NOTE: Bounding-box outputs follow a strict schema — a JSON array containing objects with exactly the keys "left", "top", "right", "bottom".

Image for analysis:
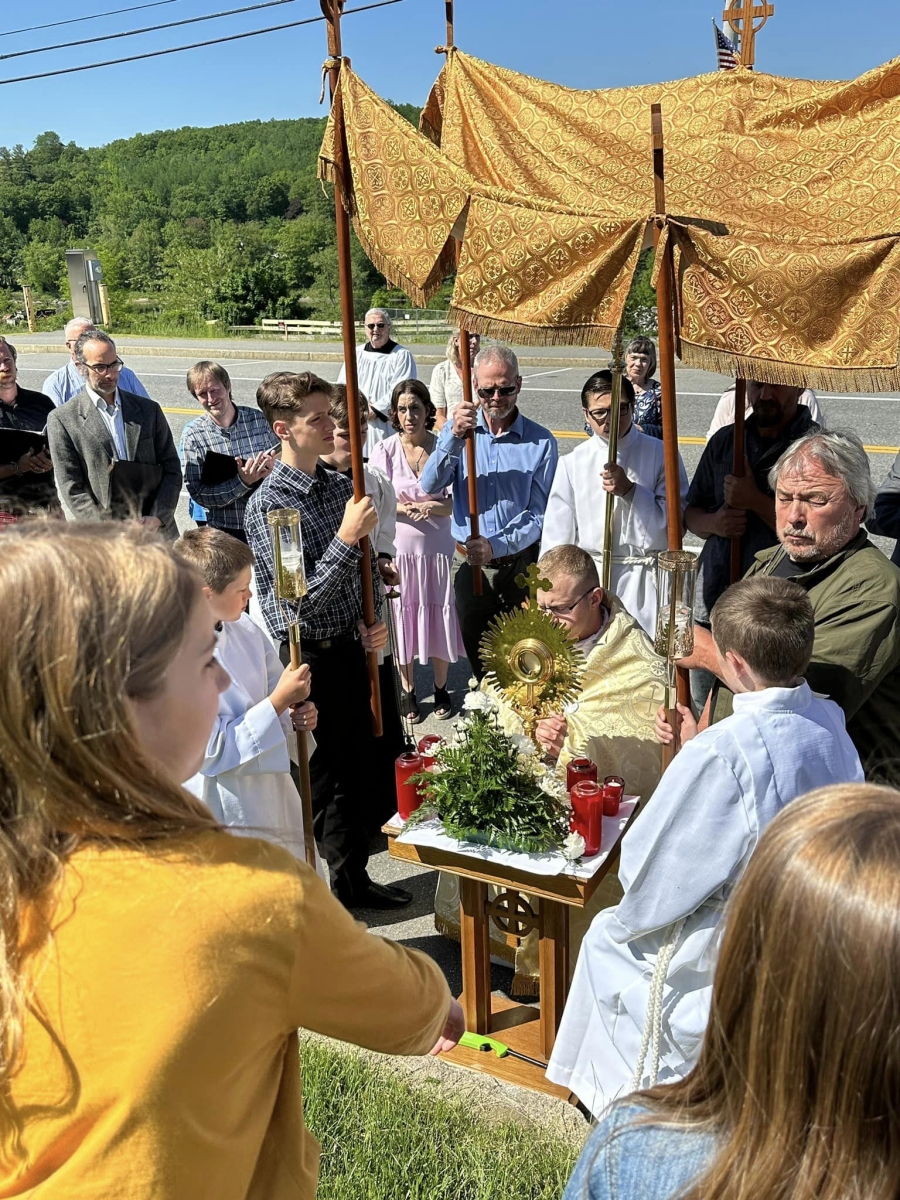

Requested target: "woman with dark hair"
[
  {"left": 563, "top": 782, "right": 900, "bottom": 1200},
  {"left": 541, "top": 369, "right": 687, "bottom": 635},
  {"left": 0, "top": 522, "right": 460, "bottom": 1198},
  {"left": 370, "top": 379, "right": 464, "bottom": 721},
  {"left": 624, "top": 335, "right": 662, "bottom": 438}
]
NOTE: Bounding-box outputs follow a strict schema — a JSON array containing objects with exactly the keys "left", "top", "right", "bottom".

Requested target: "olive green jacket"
[{"left": 712, "top": 532, "right": 900, "bottom": 782}]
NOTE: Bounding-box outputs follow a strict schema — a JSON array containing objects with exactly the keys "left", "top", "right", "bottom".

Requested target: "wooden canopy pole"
[
  {"left": 443, "top": 4, "right": 482, "bottom": 595},
  {"left": 730, "top": 378, "right": 746, "bottom": 583},
  {"left": 322, "top": 0, "right": 383, "bottom": 736},
  {"left": 651, "top": 103, "right": 690, "bottom": 765},
  {"left": 457, "top": 322, "right": 483, "bottom": 595}
]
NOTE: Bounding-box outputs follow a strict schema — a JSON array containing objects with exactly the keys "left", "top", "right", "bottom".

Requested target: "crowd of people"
[{"left": 3, "top": 305, "right": 900, "bottom": 1197}]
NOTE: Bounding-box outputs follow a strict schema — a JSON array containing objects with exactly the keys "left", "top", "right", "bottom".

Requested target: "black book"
[
  {"left": 109, "top": 461, "right": 163, "bottom": 518},
  {"left": 0, "top": 427, "right": 49, "bottom": 462},
  {"left": 199, "top": 451, "right": 239, "bottom": 485}
]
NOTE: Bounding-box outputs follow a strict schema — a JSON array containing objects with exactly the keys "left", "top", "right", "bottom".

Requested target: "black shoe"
[
  {"left": 401, "top": 689, "right": 421, "bottom": 724},
  {"left": 348, "top": 881, "right": 414, "bottom": 910},
  {"left": 433, "top": 685, "right": 452, "bottom": 720}
]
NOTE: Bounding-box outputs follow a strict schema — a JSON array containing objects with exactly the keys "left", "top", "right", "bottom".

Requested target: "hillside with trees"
[
  {"left": 0, "top": 107, "right": 654, "bottom": 338},
  {"left": 0, "top": 106, "right": 438, "bottom": 334}
]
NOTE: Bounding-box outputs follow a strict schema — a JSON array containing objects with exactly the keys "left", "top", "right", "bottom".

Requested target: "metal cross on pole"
[{"left": 721, "top": 0, "right": 774, "bottom": 67}]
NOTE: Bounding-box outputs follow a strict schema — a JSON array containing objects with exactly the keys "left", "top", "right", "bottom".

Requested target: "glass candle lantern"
[
  {"left": 566, "top": 757, "right": 598, "bottom": 793},
  {"left": 570, "top": 780, "right": 604, "bottom": 857},
  {"left": 654, "top": 550, "right": 698, "bottom": 660},
  {"left": 266, "top": 508, "right": 308, "bottom": 602},
  {"left": 602, "top": 775, "right": 625, "bottom": 816},
  {"left": 417, "top": 735, "right": 442, "bottom": 767},
  {"left": 395, "top": 752, "right": 424, "bottom": 820}
]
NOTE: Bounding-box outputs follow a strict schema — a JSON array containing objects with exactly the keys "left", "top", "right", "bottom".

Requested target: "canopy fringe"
[
  {"left": 678, "top": 340, "right": 900, "bottom": 393},
  {"left": 449, "top": 307, "right": 616, "bottom": 350}
]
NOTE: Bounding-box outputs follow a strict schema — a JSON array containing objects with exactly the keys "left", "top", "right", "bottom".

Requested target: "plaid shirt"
[
  {"left": 182, "top": 406, "right": 278, "bottom": 531},
  {"left": 244, "top": 458, "right": 382, "bottom": 641}
]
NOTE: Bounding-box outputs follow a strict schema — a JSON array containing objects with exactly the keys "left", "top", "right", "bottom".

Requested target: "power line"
[
  {"left": 2, "top": 1, "right": 178, "bottom": 39},
  {"left": 1, "top": 0, "right": 302, "bottom": 62},
  {"left": 0, "top": 0, "right": 402, "bottom": 86}
]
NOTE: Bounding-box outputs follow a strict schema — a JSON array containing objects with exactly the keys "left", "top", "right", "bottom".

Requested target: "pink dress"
[{"left": 369, "top": 434, "right": 464, "bottom": 666}]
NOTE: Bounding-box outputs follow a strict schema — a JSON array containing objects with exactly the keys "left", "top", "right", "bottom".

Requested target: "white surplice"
[
  {"left": 337, "top": 343, "right": 418, "bottom": 457},
  {"left": 539, "top": 424, "right": 688, "bottom": 635},
  {"left": 546, "top": 683, "right": 863, "bottom": 1116},
  {"left": 185, "top": 612, "right": 324, "bottom": 876}
]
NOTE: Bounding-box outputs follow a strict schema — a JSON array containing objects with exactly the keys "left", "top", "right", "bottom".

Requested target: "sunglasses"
[
  {"left": 366, "top": 322, "right": 387, "bottom": 330},
  {"left": 476, "top": 385, "right": 518, "bottom": 399}
]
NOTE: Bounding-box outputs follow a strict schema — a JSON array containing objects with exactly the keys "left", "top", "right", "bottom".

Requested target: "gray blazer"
[{"left": 47, "top": 388, "right": 182, "bottom": 538}]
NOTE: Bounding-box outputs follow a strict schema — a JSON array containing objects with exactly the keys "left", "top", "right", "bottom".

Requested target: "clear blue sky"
[{"left": 2, "top": 0, "right": 897, "bottom": 149}]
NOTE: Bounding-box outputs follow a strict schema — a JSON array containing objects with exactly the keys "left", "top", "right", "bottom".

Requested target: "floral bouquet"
[{"left": 407, "top": 683, "right": 586, "bottom": 861}]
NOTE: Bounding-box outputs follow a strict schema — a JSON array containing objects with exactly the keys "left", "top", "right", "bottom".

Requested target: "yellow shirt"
[{"left": 3, "top": 832, "right": 451, "bottom": 1198}]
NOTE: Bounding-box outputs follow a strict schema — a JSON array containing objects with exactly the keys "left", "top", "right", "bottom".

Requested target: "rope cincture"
[{"left": 631, "top": 915, "right": 688, "bottom": 1092}]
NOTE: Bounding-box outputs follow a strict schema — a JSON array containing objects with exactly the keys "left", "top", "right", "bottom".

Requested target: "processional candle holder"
[
  {"left": 654, "top": 549, "right": 698, "bottom": 741},
  {"left": 266, "top": 508, "right": 316, "bottom": 869}
]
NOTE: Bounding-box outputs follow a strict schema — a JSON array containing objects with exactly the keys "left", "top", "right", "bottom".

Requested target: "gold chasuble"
[{"left": 434, "top": 599, "right": 667, "bottom": 993}]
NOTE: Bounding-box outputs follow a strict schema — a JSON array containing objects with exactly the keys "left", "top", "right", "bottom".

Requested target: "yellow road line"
[
  {"left": 160, "top": 410, "right": 900, "bottom": 456},
  {"left": 550, "top": 428, "right": 898, "bottom": 454}
]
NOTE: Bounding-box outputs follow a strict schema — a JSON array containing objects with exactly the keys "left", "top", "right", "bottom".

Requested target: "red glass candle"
[
  {"left": 395, "top": 752, "right": 424, "bottom": 819},
  {"left": 570, "top": 780, "right": 604, "bottom": 857},
  {"left": 417, "top": 734, "right": 442, "bottom": 766},
  {"left": 566, "top": 757, "right": 598, "bottom": 793},
  {"left": 603, "top": 775, "right": 625, "bottom": 817}
]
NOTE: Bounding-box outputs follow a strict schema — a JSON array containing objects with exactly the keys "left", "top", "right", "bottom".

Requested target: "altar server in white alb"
[
  {"left": 546, "top": 576, "right": 863, "bottom": 1117},
  {"left": 175, "top": 529, "right": 325, "bottom": 874},
  {"left": 337, "top": 307, "right": 417, "bottom": 457},
  {"left": 540, "top": 370, "right": 688, "bottom": 635}
]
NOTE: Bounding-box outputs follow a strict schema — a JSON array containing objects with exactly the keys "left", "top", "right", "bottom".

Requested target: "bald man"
[{"left": 42, "top": 317, "right": 150, "bottom": 407}]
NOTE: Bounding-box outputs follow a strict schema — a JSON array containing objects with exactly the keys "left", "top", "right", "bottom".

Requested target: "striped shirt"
[
  {"left": 182, "top": 406, "right": 279, "bottom": 532},
  {"left": 244, "top": 458, "right": 382, "bottom": 642}
]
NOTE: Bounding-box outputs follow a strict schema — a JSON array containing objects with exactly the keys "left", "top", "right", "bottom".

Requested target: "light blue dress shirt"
[
  {"left": 88, "top": 385, "right": 129, "bottom": 460},
  {"left": 42, "top": 359, "right": 150, "bottom": 407},
  {"left": 420, "top": 408, "right": 558, "bottom": 558}
]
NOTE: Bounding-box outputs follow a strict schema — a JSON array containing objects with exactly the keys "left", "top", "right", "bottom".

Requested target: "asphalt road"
[
  {"left": 18, "top": 345, "right": 900, "bottom": 994},
  {"left": 17, "top": 348, "right": 900, "bottom": 537}
]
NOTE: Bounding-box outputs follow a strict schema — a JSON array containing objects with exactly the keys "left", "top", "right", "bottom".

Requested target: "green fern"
[{"left": 408, "top": 712, "right": 570, "bottom": 854}]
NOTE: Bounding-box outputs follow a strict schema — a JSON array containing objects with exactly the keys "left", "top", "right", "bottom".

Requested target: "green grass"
[{"left": 302, "top": 1040, "right": 579, "bottom": 1200}]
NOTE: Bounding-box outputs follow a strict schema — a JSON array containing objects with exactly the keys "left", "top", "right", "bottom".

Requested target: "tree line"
[{"left": 0, "top": 110, "right": 654, "bottom": 337}]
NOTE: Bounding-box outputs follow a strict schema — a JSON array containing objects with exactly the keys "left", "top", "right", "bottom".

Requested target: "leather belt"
[{"left": 285, "top": 629, "right": 356, "bottom": 651}]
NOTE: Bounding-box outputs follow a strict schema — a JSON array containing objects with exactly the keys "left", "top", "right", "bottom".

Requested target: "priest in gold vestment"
[{"left": 434, "top": 544, "right": 667, "bottom": 993}]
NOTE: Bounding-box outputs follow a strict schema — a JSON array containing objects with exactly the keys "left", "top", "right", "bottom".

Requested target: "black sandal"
[
  {"left": 402, "top": 690, "right": 421, "bottom": 724},
  {"left": 433, "top": 685, "right": 452, "bottom": 720}
]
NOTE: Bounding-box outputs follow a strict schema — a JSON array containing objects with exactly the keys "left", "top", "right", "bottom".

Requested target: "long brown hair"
[
  {"left": 0, "top": 522, "right": 219, "bottom": 1092},
  {"left": 636, "top": 783, "right": 900, "bottom": 1200}
]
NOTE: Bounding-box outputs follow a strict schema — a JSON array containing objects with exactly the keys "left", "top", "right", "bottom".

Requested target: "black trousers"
[
  {"left": 279, "top": 636, "right": 376, "bottom": 901},
  {"left": 453, "top": 543, "right": 539, "bottom": 678}
]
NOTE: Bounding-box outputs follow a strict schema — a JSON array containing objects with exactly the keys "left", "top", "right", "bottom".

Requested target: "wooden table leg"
[
  {"left": 459, "top": 877, "right": 491, "bottom": 1035},
  {"left": 538, "top": 899, "right": 570, "bottom": 1061}
]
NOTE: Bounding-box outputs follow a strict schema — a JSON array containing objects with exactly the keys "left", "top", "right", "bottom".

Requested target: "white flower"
[
  {"left": 563, "top": 831, "right": 586, "bottom": 861},
  {"left": 511, "top": 733, "right": 537, "bottom": 758},
  {"left": 463, "top": 691, "right": 490, "bottom": 712},
  {"left": 467, "top": 677, "right": 479, "bottom": 690},
  {"left": 539, "top": 774, "right": 568, "bottom": 801}
]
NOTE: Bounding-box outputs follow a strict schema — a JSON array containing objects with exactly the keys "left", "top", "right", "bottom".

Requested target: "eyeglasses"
[
  {"left": 366, "top": 322, "right": 387, "bottom": 330},
  {"left": 82, "top": 358, "right": 123, "bottom": 374},
  {"left": 538, "top": 587, "right": 597, "bottom": 618},
  {"left": 587, "top": 402, "right": 631, "bottom": 423},
  {"left": 476, "top": 385, "right": 518, "bottom": 399}
]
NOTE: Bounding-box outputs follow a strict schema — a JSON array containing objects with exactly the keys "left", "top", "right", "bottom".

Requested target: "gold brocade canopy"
[{"left": 318, "top": 48, "right": 900, "bottom": 390}]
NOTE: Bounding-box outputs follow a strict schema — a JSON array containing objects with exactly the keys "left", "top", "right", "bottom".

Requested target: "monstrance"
[
  {"left": 479, "top": 562, "right": 586, "bottom": 743},
  {"left": 267, "top": 508, "right": 317, "bottom": 869}
]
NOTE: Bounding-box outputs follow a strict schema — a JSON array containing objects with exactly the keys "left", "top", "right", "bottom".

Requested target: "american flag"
[{"left": 713, "top": 20, "right": 741, "bottom": 70}]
